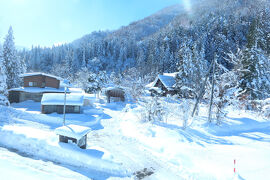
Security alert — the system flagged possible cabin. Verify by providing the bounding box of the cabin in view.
[41,93,84,114]
[55,124,91,149]
[104,87,125,103]
[149,73,177,96]
[8,72,68,103]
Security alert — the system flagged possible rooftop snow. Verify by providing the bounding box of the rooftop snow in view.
[153,72,177,91]
[69,88,85,94]
[9,87,70,93]
[20,72,63,81]
[55,125,91,140]
[41,93,84,106]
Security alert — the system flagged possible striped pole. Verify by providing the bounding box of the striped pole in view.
[234,159,236,174]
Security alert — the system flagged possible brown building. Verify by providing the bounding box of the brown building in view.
[8,72,68,103]
[23,73,61,89]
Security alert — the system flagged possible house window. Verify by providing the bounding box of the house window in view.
[74,106,80,113]
[29,82,38,87]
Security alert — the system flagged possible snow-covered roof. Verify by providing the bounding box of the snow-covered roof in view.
[41,93,84,106]
[8,87,70,93]
[60,79,70,88]
[9,87,70,93]
[20,72,63,81]
[69,88,85,94]
[55,125,91,140]
[152,72,177,91]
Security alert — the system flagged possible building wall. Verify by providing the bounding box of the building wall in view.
[45,76,60,89]
[154,79,167,91]
[24,75,44,87]
[19,92,43,102]
[42,105,81,114]
[8,91,20,103]
[23,75,60,89]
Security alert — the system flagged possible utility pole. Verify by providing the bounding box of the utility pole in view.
[63,86,67,126]
[191,58,214,117]
[208,59,216,123]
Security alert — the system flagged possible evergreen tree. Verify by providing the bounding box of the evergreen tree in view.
[3,26,22,89]
[0,46,9,105]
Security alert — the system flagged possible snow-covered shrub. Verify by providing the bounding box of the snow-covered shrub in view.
[0,95,9,106]
[180,99,191,129]
[262,105,270,117]
[138,96,164,122]
[74,68,108,95]
[119,67,154,101]
[262,98,270,117]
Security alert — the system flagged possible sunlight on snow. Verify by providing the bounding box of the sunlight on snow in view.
[182,0,192,13]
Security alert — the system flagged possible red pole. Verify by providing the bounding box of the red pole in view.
[234,159,236,173]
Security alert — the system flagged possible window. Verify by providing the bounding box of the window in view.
[29,82,38,87]
[74,106,80,113]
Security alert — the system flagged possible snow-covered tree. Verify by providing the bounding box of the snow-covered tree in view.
[0,47,9,106]
[138,96,164,122]
[3,26,24,89]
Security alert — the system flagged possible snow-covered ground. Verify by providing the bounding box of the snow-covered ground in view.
[0,147,89,180]
[0,95,270,179]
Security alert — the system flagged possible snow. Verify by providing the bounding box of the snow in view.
[41,93,84,106]
[0,147,89,180]
[151,73,177,90]
[9,87,70,93]
[69,87,85,94]
[20,72,63,81]
[2,95,270,179]
[55,125,91,140]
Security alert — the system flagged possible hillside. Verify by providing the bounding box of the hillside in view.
[20,0,270,99]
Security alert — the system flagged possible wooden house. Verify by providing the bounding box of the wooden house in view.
[41,93,84,114]
[22,72,61,89]
[149,73,177,96]
[8,72,67,103]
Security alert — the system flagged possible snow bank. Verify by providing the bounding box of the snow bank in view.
[0,125,129,177]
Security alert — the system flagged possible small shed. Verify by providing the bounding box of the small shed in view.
[104,87,125,103]
[55,124,91,149]
[149,73,177,96]
[41,93,84,114]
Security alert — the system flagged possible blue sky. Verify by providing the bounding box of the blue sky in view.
[0,0,181,48]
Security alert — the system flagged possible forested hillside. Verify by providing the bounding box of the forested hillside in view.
[18,0,270,100]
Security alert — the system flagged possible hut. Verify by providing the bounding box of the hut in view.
[41,93,84,114]
[149,73,177,96]
[55,124,91,149]
[104,87,125,103]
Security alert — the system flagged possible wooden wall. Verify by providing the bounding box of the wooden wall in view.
[24,75,60,89]
[41,105,81,114]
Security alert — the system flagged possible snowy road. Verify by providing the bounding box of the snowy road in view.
[0,146,90,180]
